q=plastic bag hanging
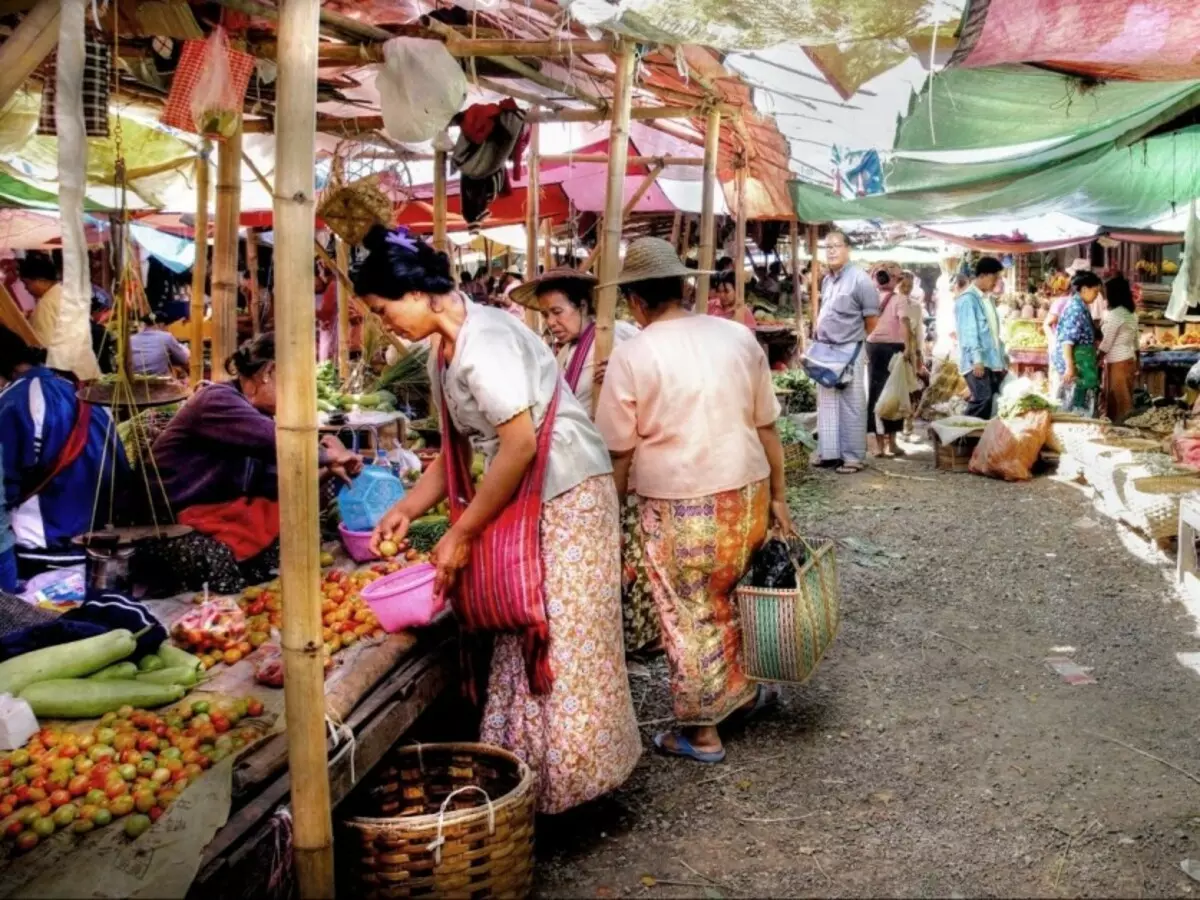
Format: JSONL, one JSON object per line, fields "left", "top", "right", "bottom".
{"left": 377, "top": 37, "right": 467, "bottom": 143}
{"left": 1167, "top": 199, "right": 1200, "bottom": 322}
{"left": 191, "top": 27, "right": 237, "bottom": 138}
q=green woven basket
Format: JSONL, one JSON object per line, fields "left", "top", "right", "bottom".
{"left": 783, "top": 443, "right": 810, "bottom": 483}
{"left": 735, "top": 538, "right": 839, "bottom": 684}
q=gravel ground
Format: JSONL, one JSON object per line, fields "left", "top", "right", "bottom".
{"left": 534, "top": 441, "right": 1200, "bottom": 899}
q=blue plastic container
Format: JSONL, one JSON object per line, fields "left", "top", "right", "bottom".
{"left": 338, "top": 456, "right": 406, "bottom": 532}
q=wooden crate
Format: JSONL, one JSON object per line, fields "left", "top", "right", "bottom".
{"left": 933, "top": 433, "right": 980, "bottom": 472}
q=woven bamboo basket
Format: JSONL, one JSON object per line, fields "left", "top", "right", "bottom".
{"left": 735, "top": 537, "right": 839, "bottom": 684}
{"left": 339, "top": 743, "right": 535, "bottom": 899}
{"left": 1112, "top": 462, "right": 1199, "bottom": 539}
{"left": 783, "top": 443, "right": 810, "bottom": 483}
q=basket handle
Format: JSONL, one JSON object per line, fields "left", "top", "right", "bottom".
{"left": 769, "top": 527, "right": 815, "bottom": 568}
{"left": 426, "top": 785, "right": 496, "bottom": 865}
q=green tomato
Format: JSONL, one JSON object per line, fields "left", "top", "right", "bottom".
{"left": 123, "top": 814, "right": 152, "bottom": 839}
{"left": 51, "top": 804, "right": 77, "bottom": 828}
{"left": 91, "top": 808, "right": 113, "bottom": 827}
{"left": 32, "top": 817, "right": 55, "bottom": 838}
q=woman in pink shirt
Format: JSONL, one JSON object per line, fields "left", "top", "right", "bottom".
{"left": 865, "top": 269, "right": 913, "bottom": 457}
{"left": 596, "top": 238, "right": 796, "bottom": 765}
{"left": 708, "top": 271, "right": 757, "bottom": 330}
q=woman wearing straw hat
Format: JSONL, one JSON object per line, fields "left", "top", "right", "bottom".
{"left": 355, "top": 226, "right": 641, "bottom": 813}
{"left": 596, "top": 237, "right": 797, "bottom": 764}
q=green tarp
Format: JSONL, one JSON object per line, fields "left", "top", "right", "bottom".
{"left": 790, "top": 126, "right": 1200, "bottom": 227}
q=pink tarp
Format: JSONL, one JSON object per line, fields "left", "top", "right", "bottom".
{"left": 951, "top": 0, "right": 1200, "bottom": 80}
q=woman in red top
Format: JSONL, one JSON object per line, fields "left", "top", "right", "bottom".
{"left": 708, "top": 272, "right": 757, "bottom": 329}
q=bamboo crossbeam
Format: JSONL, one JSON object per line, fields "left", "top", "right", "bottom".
{"left": 539, "top": 153, "right": 703, "bottom": 166}
{"left": 211, "top": 121, "right": 243, "bottom": 379}
{"left": 592, "top": 46, "right": 636, "bottom": 415}
{"left": 273, "top": 0, "right": 335, "bottom": 892}
{"left": 252, "top": 36, "right": 615, "bottom": 63}
{"left": 189, "top": 146, "right": 210, "bottom": 385}
{"left": 695, "top": 107, "right": 721, "bottom": 308}
{"left": 529, "top": 105, "right": 713, "bottom": 124}
{"left": 0, "top": 0, "right": 59, "bottom": 109}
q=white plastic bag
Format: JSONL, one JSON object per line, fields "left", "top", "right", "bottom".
{"left": 1168, "top": 198, "right": 1200, "bottom": 322}
{"left": 377, "top": 37, "right": 467, "bottom": 143}
{"left": 876, "top": 354, "right": 913, "bottom": 421}
{"left": 190, "top": 27, "right": 238, "bottom": 138}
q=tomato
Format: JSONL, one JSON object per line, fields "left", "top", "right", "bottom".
{"left": 67, "top": 774, "right": 91, "bottom": 797}
{"left": 32, "top": 816, "right": 55, "bottom": 838}
{"left": 133, "top": 790, "right": 156, "bottom": 814}
{"left": 9, "top": 750, "right": 29, "bottom": 768}
{"left": 33, "top": 799, "right": 51, "bottom": 817}
{"left": 58, "top": 745, "right": 79, "bottom": 760}
{"left": 26, "top": 786, "right": 46, "bottom": 802}
{"left": 4, "top": 820, "right": 23, "bottom": 839}
{"left": 0, "top": 802, "right": 12, "bottom": 818}
{"left": 92, "top": 807, "right": 113, "bottom": 827}
{"left": 94, "top": 727, "right": 116, "bottom": 745}
{"left": 108, "top": 795, "right": 134, "bottom": 817}
{"left": 88, "top": 745, "right": 115, "bottom": 762}
{"left": 15, "top": 830, "right": 38, "bottom": 852}
{"left": 246, "top": 699, "right": 264, "bottom": 718}
{"left": 51, "top": 804, "right": 76, "bottom": 827}
{"left": 105, "top": 781, "right": 129, "bottom": 799}
{"left": 48, "top": 789, "right": 70, "bottom": 808}
{"left": 85, "top": 788, "right": 107, "bottom": 807}
{"left": 112, "top": 733, "right": 137, "bottom": 753}
{"left": 124, "top": 813, "right": 152, "bottom": 838}
{"left": 136, "top": 735, "right": 158, "bottom": 754}
{"left": 72, "top": 818, "right": 94, "bottom": 833}
{"left": 137, "top": 758, "right": 157, "bottom": 777}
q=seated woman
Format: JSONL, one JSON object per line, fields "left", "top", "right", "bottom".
{"left": 357, "top": 225, "right": 640, "bottom": 814}
{"left": 707, "top": 271, "right": 757, "bottom": 329}
{"left": 130, "top": 314, "right": 190, "bottom": 378}
{"left": 0, "top": 326, "right": 129, "bottom": 585}
{"left": 595, "top": 238, "right": 796, "bottom": 764}
{"left": 146, "top": 333, "right": 360, "bottom": 594}
{"left": 511, "top": 268, "right": 653, "bottom": 654}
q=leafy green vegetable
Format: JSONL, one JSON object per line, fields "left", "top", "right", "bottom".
{"left": 772, "top": 369, "right": 817, "bottom": 414}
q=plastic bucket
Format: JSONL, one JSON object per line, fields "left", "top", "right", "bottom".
{"left": 338, "top": 522, "right": 378, "bottom": 563}
{"left": 360, "top": 564, "right": 441, "bottom": 632}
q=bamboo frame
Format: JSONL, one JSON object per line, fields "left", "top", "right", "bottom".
{"left": 808, "top": 223, "right": 820, "bottom": 325}
{"left": 246, "top": 229, "right": 261, "bottom": 337}
{"left": 524, "top": 122, "right": 540, "bottom": 329}
{"left": 432, "top": 146, "right": 448, "bottom": 254}
{"left": 790, "top": 219, "right": 803, "bottom": 350}
{"left": 541, "top": 218, "right": 554, "bottom": 273}
{"left": 696, "top": 107, "right": 721, "bottom": 308}
{"left": 579, "top": 162, "right": 664, "bottom": 274}
{"left": 529, "top": 105, "right": 715, "bottom": 124}
{"left": 0, "top": 0, "right": 59, "bottom": 108}
{"left": 669, "top": 212, "right": 682, "bottom": 250}
{"left": 189, "top": 146, "right": 210, "bottom": 385}
{"left": 592, "top": 45, "right": 636, "bottom": 415}
{"left": 274, "top": 0, "right": 335, "bottom": 893}
{"left": 734, "top": 165, "right": 747, "bottom": 306}
{"left": 336, "top": 237, "right": 351, "bottom": 381}
{"left": 211, "top": 121, "right": 243, "bottom": 378}
{"left": 253, "top": 36, "right": 615, "bottom": 63}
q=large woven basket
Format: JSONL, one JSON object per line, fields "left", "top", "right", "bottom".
{"left": 735, "top": 537, "right": 839, "bottom": 684}
{"left": 1112, "top": 461, "right": 1199, "bottom": 539}
{"left": 783, "top": 443, "right": 810, "bottom": 483}
{"left": 339, "top": 742, "right": 535, "bottom": 899}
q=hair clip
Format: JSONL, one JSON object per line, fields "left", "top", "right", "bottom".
{"left": 385, "top": 228, "right": 418, "bottom": 254}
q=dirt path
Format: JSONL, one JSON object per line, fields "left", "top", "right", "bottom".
{"left": 535, "top": 443, "right": 1200, "bottom": 899}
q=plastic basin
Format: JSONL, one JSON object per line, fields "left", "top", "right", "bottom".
{"left": 360, "top": 564, "right": 442, "bottom": 633}
{"left": 338, "top": 522, "right": 378, "bottom": 563}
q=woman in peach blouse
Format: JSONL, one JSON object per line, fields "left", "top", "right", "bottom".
{"left": 596, "top": 238, "right": 796, "bottom": 764}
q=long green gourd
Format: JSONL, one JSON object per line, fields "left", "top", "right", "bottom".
{"left": 0, "top": 630, "right": 138, "bottom": 696}
{"left": 18, "top": 680, "right": 186, "bottom": 718}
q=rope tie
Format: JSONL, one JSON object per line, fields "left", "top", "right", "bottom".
{"left": 425, "top": 786, "right": 495, "bottom": 865}
{"left": 325, "top": 708, "right": 357, "bottom": 784}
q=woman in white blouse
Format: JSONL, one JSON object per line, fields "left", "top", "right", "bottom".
{"left": 355, "top": 226, "right": 640, "bottom": 814}
{"left": 1098, "top": 274, "right": 1138, "bottom": 423}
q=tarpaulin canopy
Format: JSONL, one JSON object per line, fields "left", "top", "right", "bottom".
{"left": 950, "top": 0, "right": 1200, "bottom": 81}
{"left": 790, "top": 126, "right": 1200, "bottom": 228}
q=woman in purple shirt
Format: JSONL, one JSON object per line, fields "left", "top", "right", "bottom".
{"left": 142, "top": 333, "right": 360, "bottom": 593}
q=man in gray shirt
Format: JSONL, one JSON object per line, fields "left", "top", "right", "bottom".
{"left": 814, "top": 230, "right": 879, "bottom": 472}
{"left": 130, "top": 315, "right": 190, "bottom": 377}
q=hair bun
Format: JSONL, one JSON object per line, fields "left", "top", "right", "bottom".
{"left": 362, "top": 225, "right": 392, "bottom": 254}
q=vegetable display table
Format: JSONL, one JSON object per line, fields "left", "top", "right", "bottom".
{"left": 1008, "top": 348, "right": 1048, "bottom": 378}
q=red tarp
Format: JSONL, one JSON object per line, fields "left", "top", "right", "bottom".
{"left": 951, "top": 0, "right": 1200, "bottom": 81}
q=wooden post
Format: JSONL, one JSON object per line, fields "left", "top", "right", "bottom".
{"left": 734, "top": 165, "right": 747, "bottom": 306}
{"left": 246, "top": 229, "right": 261, "bottom": 336}
{"left": 542, "top": 218, "right": 554, "bottom": 272}
{"left": 336, "top": 237, "right": 351, "bottom": 381}
{"left": 789, "top": 219, "right": 803, "bottom": 350}
{"left": 524, "top": 122, "right": 540, "bottom": 329}
{"left": 189, "top": 145, "right": 210, "bottom": 385}
{"left": 0, "top": 0, "right": 60, "bottom": 109}
{"left": 432, "top": 146, "right": 448, "bottom": 255}
{"left": 274, "top": 0, "right": 335, "bottom": 892}
{"left": 696, "top": 106, "right": 721, "bottom": 309}
{"left": 808, "top": 223, "right": 820, "bottom": 325}
{"left": 669, "top": 212, "right": 682, "bottom": 251}
{"left": 211, "top": 121, "right": 243, "bottom": 377}
{"left": 592, "top": 44, "right": 636, "bottom": 414}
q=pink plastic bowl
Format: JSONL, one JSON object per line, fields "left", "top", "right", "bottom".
{"left": 338, "top": 522, "right": 378, "bottom": 563}
{"left": 360, "top": 564, "right": 442, "bottom": 633}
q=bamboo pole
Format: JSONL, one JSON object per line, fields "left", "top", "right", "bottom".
{"left": 432, "top": 146, "right": 448, "bottom": 255}
{"left": 539, "top": 153, "right": 703, "bottom": 165}
{"left": 336, "top": 238, "right": 351, "bottom": 381}
{"left": 734, "top": 165, "right": 747, "bottom": 306}
{"left": 579, "top": 162, "right": 664, "bottom": 274}
{"left": 524, "top": 123, "right": 540, "bottom": 328}
{"left": 592, "top": 45, "right": 636, "bottom": 416}
{"left": 246, "top": 229, "right": 261, "bottom": 337}
{"left": 0, "top": 0, "right": 59, "bottom": 109}
{"left": 275, "top": 0, "right": 334, "bottom": 892}
{"left": 669, "top": 212, "right": 682, "bottom": 250}
{"left": 253, "top": 36, "right": 616, "bottom": 62}
{"left": 696, "top": 106, "right": 721, "bottom": 309}
{"left": 211, "top": 122, "right": 243, "bottom": 378}
{"left": 542, "top": 218, "right": 554, "bottom": 273}
{"left": 808, "top": 223, "right": 820, "bottom": 325}
{"left": 530, "top": 105, "right": 715, "bottom": 124}
{"left": 189, "top": 146, "right": 210, "bottom": 385}
{"left": 789, "top": 219, "right": 803, "bottom": 350}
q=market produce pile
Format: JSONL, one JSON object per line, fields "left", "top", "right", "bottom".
{"left": 316, "top": 361, "right": 396, "bottom": 413}
{"left": 1127, "top": 405, "right": 1188, "bottom": 435}
{"left": 1003, "top": 318, "right": 1048, "bottom": 351}
{"left": 772, "top": 369, "right": 817, "bottom": 414}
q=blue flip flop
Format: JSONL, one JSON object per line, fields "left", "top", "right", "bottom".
{"left": 653, "top": 731, "right": 727, "bottom": 764}
{"left": 733, "top": 684, "right": 781, "bottom": 724}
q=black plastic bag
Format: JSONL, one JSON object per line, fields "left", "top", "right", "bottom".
{"left": 748, "top": 538, "right": 799, "bottom": 589}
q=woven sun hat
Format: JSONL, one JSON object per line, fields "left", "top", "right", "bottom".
{"left": 603, "top": 237, "right": 711, "bottom": 288}
{"left": 508, "top": 266, "right": 599, "bottom": 310}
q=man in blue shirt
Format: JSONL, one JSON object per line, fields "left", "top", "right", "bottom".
{"left": 955, "top": 257, "right": 1008, "bottom": 419}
